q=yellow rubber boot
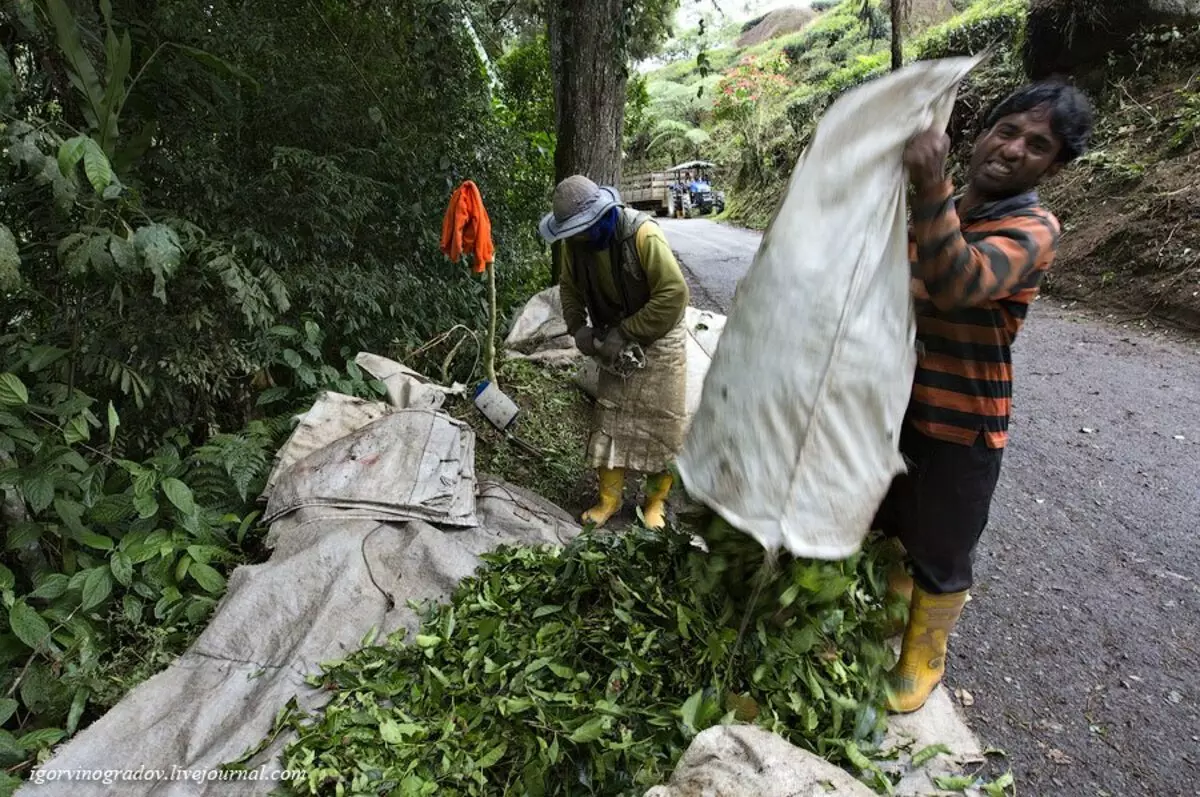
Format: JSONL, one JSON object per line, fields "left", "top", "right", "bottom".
{"left": 887, "top": 586, "right": 968, "bottom": 714}
{"left": 581, "top": 468, "right": 625, "bottom": 527}
{"left": 642, "top": 472, "right": 673, "bottom": 530}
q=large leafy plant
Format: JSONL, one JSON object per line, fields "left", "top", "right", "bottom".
{"left": 712, "top": 53, "right": 794, "bottom": 185}
{"left": 0, "top": 369, "right": 271, "bottom": 782}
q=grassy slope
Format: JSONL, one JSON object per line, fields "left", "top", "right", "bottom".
{"left": 642, "top": 0, "right": 1200, "bottom": 326}
{"left": 451, "top": 358, "right": 593, "bottom": 513}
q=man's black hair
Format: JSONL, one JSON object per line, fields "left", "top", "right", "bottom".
{"left": 984, "top": 82, "right": 1095, "bottom": 163}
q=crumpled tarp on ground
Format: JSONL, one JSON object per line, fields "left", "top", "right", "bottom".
{"left": 20, "top": 359, "right": 580, "bottom": 797}
{"left": 505, "top": 285, "right": 726, "bottom": 420}
{"left": 884, "top": 684, "right": 985, "bottom": 796}
{"left": 260, "top": 355, "right": 457, "bottom": 499}
{"left": 261, "top": 392, "right": 391, "bottom": 497}
{"left": 645, "top": 726, "right": 876, "bottom": 796}
{"left": 265, "top": 408, "right": 480, "bottom": 527}
{"left": 647, "top": 698, "right": 985, "bottom": 797}
{"left": 353, "top": 351, "right": 460, "bottom": 411}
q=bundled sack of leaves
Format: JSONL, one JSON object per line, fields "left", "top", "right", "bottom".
{"left": 262, "top": 524, "right": 901, "bottom": 796}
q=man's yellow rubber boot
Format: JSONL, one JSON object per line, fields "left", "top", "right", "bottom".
{"left": 581, "top": 468, "right": 625, "bottom": 527}
{"left": 642, "top": 472, "right": 673, "bottom": 530}
{"left": 887, "top": 586, "right": 968, "bottom": 714}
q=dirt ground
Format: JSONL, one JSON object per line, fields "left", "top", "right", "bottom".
{"left": 1041, "top": 148, "right": 1200, "bottom": 334}
{"left": 664, "top": 217, "right": 1200, "bottom": 796}
{"left": 736, "top": 7, "right": 817, "bottom": 48}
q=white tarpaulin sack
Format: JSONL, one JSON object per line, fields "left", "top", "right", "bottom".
{"left": 678, "top": 56, "right": 981, "bottom": 559}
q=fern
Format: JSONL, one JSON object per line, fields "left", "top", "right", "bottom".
{"left": 185, "top": 461, "right": 234, "bottom": 506}
{"left": 89, "top": 491, "right": 136, "bottom": 526}
{"left": 255, "top": 412, "right": 300, "bottom": 441}
{"left": 189, "top": 432, "right": 272, "bottom": 503}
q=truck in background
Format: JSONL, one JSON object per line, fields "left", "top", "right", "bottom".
{"left": 620, "top": 170, "right": 689, "bottom": 218}
{"left": 620, "top": 161, "right": 725, "bottom": 218}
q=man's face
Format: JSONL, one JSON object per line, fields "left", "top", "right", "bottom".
{"left": 968, "top": 104, "right": 1064, "bottom": 198}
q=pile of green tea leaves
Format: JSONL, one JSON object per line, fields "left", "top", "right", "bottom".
{"left": 267, "top": 522, "right": 901, "bottom": 796}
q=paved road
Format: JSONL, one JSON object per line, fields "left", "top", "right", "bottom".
{"left": 657, "top": 218, "right": 761, "bottom": 312}
{"left": 662, "top": 217, "right": 1200, "bottom": 796}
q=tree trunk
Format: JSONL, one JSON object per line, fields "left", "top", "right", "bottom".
{"left": 547, "top": 0, "right": 627, "bottom": 186}
{"left": 889, "top": 0, "right": 903, "bottom": 71}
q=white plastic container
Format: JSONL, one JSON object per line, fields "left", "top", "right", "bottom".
{"left": 472, "top": 380, "right": 519, "bottom": 431}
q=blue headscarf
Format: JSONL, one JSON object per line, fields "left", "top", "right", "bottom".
{"left": 584, "top": 207, "right": 620, "bottom": 251}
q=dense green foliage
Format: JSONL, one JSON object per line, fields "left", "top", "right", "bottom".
{"left": 0, "top": 0, "right": 555, "bottom": 780}
{"left": 4, "top": 0, "right": 549, "bottom": 437}
{"left": 261, "top": 524, "right": 900, "bottom": 795}
{"left": 633, "top": 0, "right": 1033, "bottom": 216}
{"left": 913, "top": 0, "right": 1028, "bottom": 61}
{"left": 0, "top": 367, "right": 279, "bottom": 782}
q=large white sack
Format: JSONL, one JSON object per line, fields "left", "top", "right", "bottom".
{"left": 678, "top": 57, "right": 981, "bottom": 559}
{"left": 504, "top": 285, "right": 569, "bottom": 351}
{"left": 644, "top": 702, "right": 985, "bottom": 797}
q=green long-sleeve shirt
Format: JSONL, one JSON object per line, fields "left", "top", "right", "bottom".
{"left": 559, "top": 221, "right": 689, "bottom": 345}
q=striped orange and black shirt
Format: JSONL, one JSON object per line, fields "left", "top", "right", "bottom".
{"left": 907, "top": 179, "right": 1060, "bottom": 449}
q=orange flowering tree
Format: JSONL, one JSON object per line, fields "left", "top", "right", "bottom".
{"left": 713, "top": 53, "right": 794, "bottom": 184}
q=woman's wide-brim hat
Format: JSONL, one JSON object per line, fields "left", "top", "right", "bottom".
{"left": 539, "top": 175, "right": 622, "bottom": 243}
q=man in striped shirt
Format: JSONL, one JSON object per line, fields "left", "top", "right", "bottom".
{"left": 877, "top": 82, "right": 1094, "bottom": 713}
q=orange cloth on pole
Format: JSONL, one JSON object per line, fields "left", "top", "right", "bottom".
{"left": 440, "top": 180, "right": 494, "bottom": 273}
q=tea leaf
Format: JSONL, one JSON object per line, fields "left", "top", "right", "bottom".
{"left": 911, "top": 742, "right": 951, "bottom": 767}
{"left": 934, "top": 773, "right": 978, "bottom": 791}
{"left": 568, "top": 716, "right": 607, "bottom": 744}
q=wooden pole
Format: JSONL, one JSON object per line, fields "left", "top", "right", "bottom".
{"left": 485, "top": 260, "right": 498, "bottom": 384}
